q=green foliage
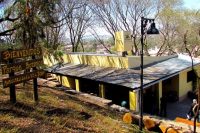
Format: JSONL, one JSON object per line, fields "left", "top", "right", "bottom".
{"left": 18, "top": 0, "right": 26, "bottom": 5}
{"left": 2, "top": 0, "right": 61, "bottom": 49}
{"left": 0, "top": 43, "right": 22, "bottom": 51}
{"left": 153, "top": 0, "right": 200, "bottom": 56}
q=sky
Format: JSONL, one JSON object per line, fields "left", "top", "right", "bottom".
{"left": 183, "top": 0, "right": 200, "bottom": 10}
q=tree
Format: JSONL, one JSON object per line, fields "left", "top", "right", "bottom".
{"left": 0, "top": 0, "right": 64, "bottom": 48}
{"left": 155, "top": 0, "right": 183, "bottom": 56}
{"left": 91, "top": 0, "right": 160, "bottom": 55}
{"left": 61, "top": 0, "right": 93, "bottom": 52}
{"left": 0, "top": 0, "right": 20, "bottom": 37}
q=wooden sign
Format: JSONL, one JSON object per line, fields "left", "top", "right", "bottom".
{"left": 1, "top": 58, "right": 43, "bottom": 75}
{"left": 1, "top": 47, "right": 42, "bottom": 61}
{"left": 2, "top": 70, "right": 45, "bottom": 88}
{"left": 0, "top": 47, "right": 45, "bottom": 103}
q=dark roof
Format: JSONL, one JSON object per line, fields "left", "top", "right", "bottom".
{"left": 45, "top": 55, "right": 200, "bottom": 90}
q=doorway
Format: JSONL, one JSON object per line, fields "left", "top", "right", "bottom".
{"left": 143, "top": 84, "right": 159, "bottom": 115}
{"left": 162, "top": 75, "right": 179, "bottom": 103}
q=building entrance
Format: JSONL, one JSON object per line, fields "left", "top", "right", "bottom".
{"left": 143, "top": 84, "right": 159, "bottom": 115}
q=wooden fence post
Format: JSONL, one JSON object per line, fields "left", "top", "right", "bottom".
{"left": 9, "top": 58, "right": 16, "bottom": 103}
{"left": 32, "top": 55, "right": 38, "bottom": 102}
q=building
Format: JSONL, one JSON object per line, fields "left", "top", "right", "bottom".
{"left": 44, "top": 31, "right": 200, "bottom": 114}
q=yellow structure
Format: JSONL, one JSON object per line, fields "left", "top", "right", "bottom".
{"left": 99, "top": 84, "right": 105, "bottom": 98}
{"left": 178, "top": 66, "right": 200, "bottom": 100}
{"left": 44, "top": 53, "right": 176, "bottom": 69}
{"left": 63, "top": 54, "right": 128, "bottom": 69}
{"left": 115, "top": 31, "right": 132, "bottom": 52}
{"left": 62, "top": 76, "right": 75, "bottom": 89}
{"left": 75, "top": 79, "right": 80, "bottom": 92}
{"left": 43, "top": 30, "right": 200, "bottom": 113}
{"left": 43, "top": 53, "right": 200, "bottom": 112}
{"left": 179, "top": 70, "right": 192, "bottom": 98}
{"left": 129, "top": 91, "right": 137, "bottom": 111}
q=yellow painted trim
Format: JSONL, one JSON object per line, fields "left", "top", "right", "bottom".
{"left": 99, "top": 84, "right": 105, "bottom": 98}
{"left": 75, "top": 79, "right": 80, "bottom": 92}
{"left": 62, "top": 76, "right": 75, "bottom": 89}
{"left": 129, "top": 91, "right": 137, "bottom": 111}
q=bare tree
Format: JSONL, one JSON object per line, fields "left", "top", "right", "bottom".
{"left": 0, "top": 0, "right": 20, "bottom": 37}
{"left": 155, "top": 0, "right": 183, "bottom": 56}
{"left": 61, "top": 0, "right": 93, "bottom": 52}
{"left": 90, "top": 0, "right": 119, "bottom": 40}
{"left": 91, "top": 0, "right": 159, "bottom": 55}
{"left": 90, "top": 28, "right": 112, "bottom": 54}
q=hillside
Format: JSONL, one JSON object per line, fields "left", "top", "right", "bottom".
{"left": 0, "top": 80, "right": 146, "bottom": 133}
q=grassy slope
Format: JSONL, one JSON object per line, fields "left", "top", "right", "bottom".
{"left": 0, "top": 83, "right": 147, "bottom": 133}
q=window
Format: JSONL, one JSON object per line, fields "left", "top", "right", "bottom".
{"left": 187, "top": 70, "right": 195, "bottom": 82}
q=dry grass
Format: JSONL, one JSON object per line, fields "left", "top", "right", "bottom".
{"left": 0, "top": 83, "right": 148, "bottom": 133}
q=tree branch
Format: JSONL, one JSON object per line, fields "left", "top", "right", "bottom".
{"left": 0, "top": 28, "right": 16, "bottom": 36}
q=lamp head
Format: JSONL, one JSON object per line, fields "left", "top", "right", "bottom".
{"left": 147, "top": 22, "right": 159, "bottom": 34}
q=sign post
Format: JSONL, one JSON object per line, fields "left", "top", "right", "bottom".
{"left": 1, "top": 47, "right": 44, "bottom": 103}
{"left": 8, "top": 58, "right": 16, "bottom": 103}
{"left": 32, "top": 55, "right": 38, "bottom": 101}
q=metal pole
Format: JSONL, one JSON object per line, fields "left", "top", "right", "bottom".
{"left": 139, "top": 17, "right": 144, "bottom": 131}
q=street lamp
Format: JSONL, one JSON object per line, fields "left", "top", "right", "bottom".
{"left": 139, "top": 17, "right": 159, "bottom": 131}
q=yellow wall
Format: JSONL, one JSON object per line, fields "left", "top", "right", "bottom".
{"left": 62, "top": 76, "right": 75, "bottom": 89}
{"left": 129, "top": 91, "right": 137, "bottom": 111}
{"left": 115, "top": 31, "right": 124, "bottom": 52}
{"left": 62, "top": 54, "right": 176, "bottom": 69}
{"left": 44, "top": 53, "right": 177, "bottom": 69}
{"left": 63, "top": 54, "right": 128, "bottom": 69}
{"left": 179, "top": 70, "right": 192, "bottom": 98}
{"left": 115, "top": 31, "right": 132, "bottom": 52}
{"left": 179, "top": 65, "right": 200, "bottom": 98}
{"left": 43, "top": 55, "right": 59, "bottom": 67}
{"left": 75, "top": 79, "right": 80, "bottom": 92}
{"left": 195, "top": 65, "right": 200, "bottom": 89}
{"left": 195, "top": 65, "right": 200, "bottom": 78}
